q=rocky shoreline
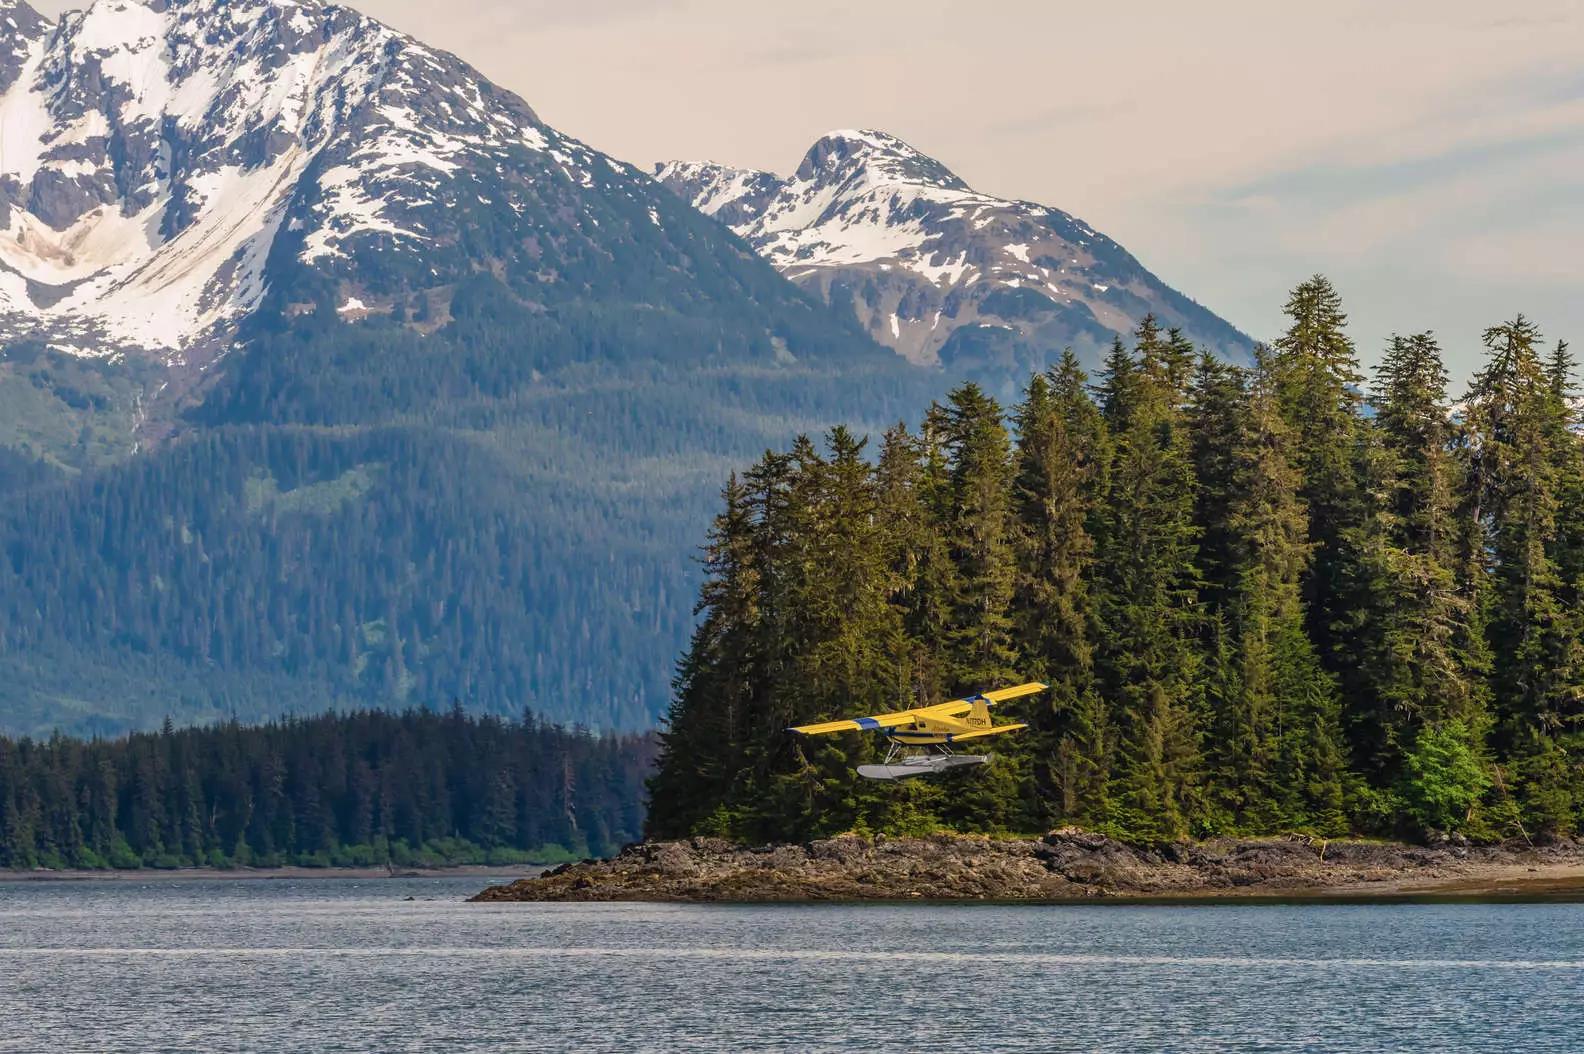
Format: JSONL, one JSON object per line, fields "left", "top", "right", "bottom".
{"left": 469, "top": 830, "right": 1584, "bottom": 903}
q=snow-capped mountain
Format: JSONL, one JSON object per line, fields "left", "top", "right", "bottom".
{"left": 0, "top": 0, "right": 808, "bottom": 367}
{"left": 659, "top": 130, "right": 1253, "bottom": 371}
{"left": 0, "top": 0, "right": 904, "bottom": 738}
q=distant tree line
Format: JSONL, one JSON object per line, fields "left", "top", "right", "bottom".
{"left": 0, "top": 708, "right": 655, "bottom": 870}
{"left": 649, "top": 276, "right": 1583, "bottom": 844}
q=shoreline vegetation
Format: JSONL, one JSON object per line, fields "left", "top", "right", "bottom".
{"left": 0, "top": 863, "right": 547, "bottom": 883}
{"left": 0, "top": 709, "right": 654, "bottom": 871}
{"left": 649, "top": 278, "right": 1584, "bottom": 850}
{"left": 470, "top": 831, "right": 1584, "bottom": 903}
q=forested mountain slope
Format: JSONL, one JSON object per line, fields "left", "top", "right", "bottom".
{"left": 0, "top": 0, "right": 933, "bottom": 737}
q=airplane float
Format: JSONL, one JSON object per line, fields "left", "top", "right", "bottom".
{"left": 787, "top": 682, "right": 1048, "bottom": 780}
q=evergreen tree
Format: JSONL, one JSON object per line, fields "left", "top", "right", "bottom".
{"left": 934, "top": 384, "right": 1019, "bottom": 690}
{"left": 1272, "top": 276, "right": 1367, "bottom": 685}
{"left": 645, "top": 474, "right": 760, "bottom": 837}
{"left": 1093, "top": 322, "right": 1204, "bottom": 840}
{"left": 903, "top": 411, "right": 961, "bottom": 708}
{"left": 1463, "top": 317, "right": 1583, "bottom": 833}
{"left": 920, "top": 385, "right": 1023, "bottom": 828}
{"left": 1011, "top": 354, "right": 1109, "bottom": 824}
{"left": 1189, "top": 353, "right": 1249, "bottom": 612}
{"left": 874, "top": 423, "right": 935, "bottom": 707}
{"left": 1360, "top": 333, "right": 1485, "bottom": 777}
{"left": 1214, "top": 349, "right": 1345, "bottom": 832}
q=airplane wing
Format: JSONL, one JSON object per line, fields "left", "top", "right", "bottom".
{"left": 786, "top": 683, "right": 1048, "bottom": 735}
{"left": 788, "top": 710, "right": 931, "bottom": 735}
{"left": 908, "top": 682, "right": 1048, "bottom": 718}
{"left": 977, "top": 682, "right": 1049, "bottom": 704}
{"left": 947, "top": 722, "right": 1028, "bottom": 741}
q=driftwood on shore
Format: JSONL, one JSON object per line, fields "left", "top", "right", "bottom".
{"left": 469, "top": 829, "right": 1584, "bottom": 903}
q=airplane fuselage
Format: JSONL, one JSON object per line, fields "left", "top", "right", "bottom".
{"left": 880, "top": 709, "right": 991, "bottom": 746}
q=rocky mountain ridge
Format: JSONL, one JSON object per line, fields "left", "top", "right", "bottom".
{"left": 659, "top": 130, "right": 1254, "bottom": 374}
{"left": 0, "top": 0, "right": 726, "bottom": 365}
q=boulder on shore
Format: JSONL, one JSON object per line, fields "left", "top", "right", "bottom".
{"left": 469, "top": 830, "right": 1583, "bottom": 903}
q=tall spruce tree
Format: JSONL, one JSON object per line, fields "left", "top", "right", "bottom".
{"left": 1012, "top": 353, "right": 1109, "bottom": 824}
{"left": 904, "top": 410, "right": 962, "bottom": 707}
{"left": 1190, "top": 353, "right": 1249, "bottom": 613}
{"left": 1214, "top": 349, "right": 1345, "bottom": 832}
{"left": 1463, "top": 317, "right": 1584, "bottom": 832}
{"left": 1360, "top": 333, "right": 1485, "bottom": 776}
{"left": 1272, "top": 277, "right": 1367, "bottom": 685}
{"left": 1542, "top": 341, "right": 1584, "bottom": 734}
{"left": 1093, "top": 321, "right": 1204, "bottom": 840}
{"left": 934, "top": 384, "right": 1019, "bottom": 690}
{"left": 874, "top": 422, "right": 932, "bottom": 694}
{"left": 646, "top": 473, "right": 760, "bottom": 837}
{"left": 929, "top": 384, "right": 1025, "bottom": 829}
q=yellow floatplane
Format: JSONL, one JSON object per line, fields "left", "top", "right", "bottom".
{"left": 787, "top": 682, "right": 1048, "bottom": 780}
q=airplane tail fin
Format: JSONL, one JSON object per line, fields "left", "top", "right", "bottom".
{"left": 965, "top": 697, "right": 992, "bottom": 729}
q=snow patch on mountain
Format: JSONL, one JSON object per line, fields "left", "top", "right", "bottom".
{"left": 0, "top": 0, "right": 591, "bottom": 358}
{"left": 658, "top": 130, "right": 1252, "bottom": 368}
{"left": 658, "top": 130, "right": 1038, "bottom": 288}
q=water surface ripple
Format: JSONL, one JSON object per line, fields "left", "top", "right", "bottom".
{"left": 2, "top": 877, "right": 1580, "bottom": 1052}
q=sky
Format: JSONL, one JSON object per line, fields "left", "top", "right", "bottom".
{"left": 34, "top": 0, "right": 1584, "bottom": 381}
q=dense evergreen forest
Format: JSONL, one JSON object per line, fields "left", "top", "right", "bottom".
{"left": 0, "top": 335, "right": 933, "bottom": 739}
{"left": 649, "top": 277, "right": 1584, "bottom": 844}
{"left": 0, "top": 156, "right": 950, "bottom": 738}
{"left": 0, "top": 708, "right": 654, "bottom": 870}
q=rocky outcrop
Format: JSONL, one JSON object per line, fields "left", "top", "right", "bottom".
{"left": 470, "top": 830, "right": 1584, "bottom": 903}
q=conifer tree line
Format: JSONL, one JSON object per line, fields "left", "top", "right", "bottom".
{"left": 648, "top": 276, "right": 1584, "bottom": 844}
{"left": 0, "top": 708, "right": 654, "bottom": 870}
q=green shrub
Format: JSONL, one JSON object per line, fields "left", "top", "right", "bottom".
{"left": 1401, "top": 721, "right": 1490, "bottom": 833}
{"left": 107, "top": 839, "right": 142, "bottom": 870}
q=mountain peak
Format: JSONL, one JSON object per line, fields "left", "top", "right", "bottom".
{"left": 659, "top": 130, "right": 1253, "bottom": 372}
{"left": 0, "top": 0, "right": 575, "bottom": 357}
{"left": 795, "top": 129, "right": 969, "bottom": 193}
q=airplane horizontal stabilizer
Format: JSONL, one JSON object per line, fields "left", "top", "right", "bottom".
{"left": 980, "top": 682, "right": 1049, "bottom": 704}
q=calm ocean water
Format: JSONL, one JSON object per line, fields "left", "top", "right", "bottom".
{"left": 2, "top": 876, "right": 1582, "bottom": 1052}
